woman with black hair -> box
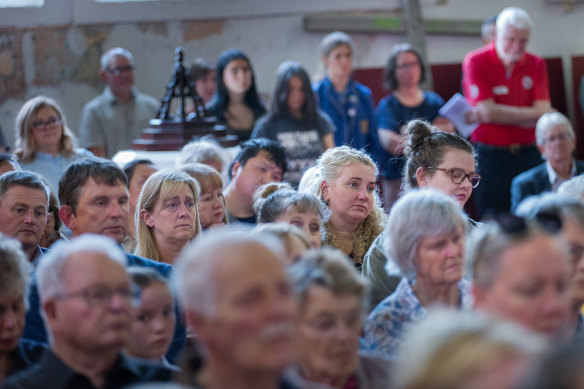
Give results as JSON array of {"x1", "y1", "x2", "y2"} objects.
[
  {"x1": 374, "y1": 43, "x2": 455, "y2": 211},
  {"x1": 252, "y1": 61, "x2": 334, "y2": 186},
  {"x1": 206, "y1": 49, "x2": 266, "y2": 142}
]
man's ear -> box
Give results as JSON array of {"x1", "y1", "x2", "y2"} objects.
[
  {"x1": 59, "y1": 205, "x2": 75, "y2": 230},
  {"x1": 140, "y1": 209, "x2": 155, "y2": 228},
  {"x1": 415, "y1": 166, "x2": 429, "y2": 187},
  {"x1": 471, "y1": 283, "x2": 487, "y2": 309},
  {"x1": 42, "y1": 299, "x2": 58, "y2": 332},
  {"x1": 99, "y1": 69, "x2": 107, "y2": 82},
  {"x1": 231, "y1": 161, "x2": 241, "y2": 180},
  {"x1": 186, "y1": 310, "x2": 212, "y2": 344}
]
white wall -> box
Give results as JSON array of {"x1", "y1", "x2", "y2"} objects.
[{"x1": 1, "y1": 0, "x2": 583, "y2": 147}]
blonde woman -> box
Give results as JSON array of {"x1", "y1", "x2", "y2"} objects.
[
  {"x1": 14, "y1": 96, "x2": 93, "y2": 191},
  {"x1": 302, "y1": 145, "x2": 385, "y2": 269},
  {"x1": 135, "y1": 169, "x2": 201, "y2": 264}
]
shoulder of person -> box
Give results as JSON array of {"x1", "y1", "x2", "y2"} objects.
[{"x1": 125, "y1": 253, "x2": 173, "y2": 278}]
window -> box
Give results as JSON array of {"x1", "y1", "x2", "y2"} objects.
[{"x1": 0, "y1": 0, "x2": 44, "y2": 7}]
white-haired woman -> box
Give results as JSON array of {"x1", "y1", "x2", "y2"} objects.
[
  {"x1": 135, "y1": 169, "x2": 201, "y2": 264},
  {"x1": 302, "y1": 146, "x2": 385, "y2": 270},
  {"x1": 287, "y1": 248, "x2": 391, "y2": 388},
  {"x1": 362, "y1": 189, "x2": 473, "y2": 359}
]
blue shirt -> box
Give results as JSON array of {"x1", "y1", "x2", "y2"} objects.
[
  {"x1": 313, "y1": 77, "x2": 378, "y2": 155},
  {"x1": 361, "y1": 277, "x2": 472, "y2": 359},
  {"x1": 374, "y1": 91, "x2": 444, "y2": 179},
  {"x1": 19, "y1": 148, "x2": 94, "y2": 192}
]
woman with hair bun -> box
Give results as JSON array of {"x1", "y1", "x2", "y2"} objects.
[
  {"x1": 254, "y1": 182, "x2": 329, "y2": 248},
  {"x1": 363, "y1": 119, "x2": 479, "y2": 310}
]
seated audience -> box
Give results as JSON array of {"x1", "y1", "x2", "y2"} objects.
[
  {"x1": 254, "y1": 182, "x2": 329, "y2": 248},
  {"x1": 394, "y1": 309, "x2": 545, "y2": 389},
  {"x1": 362, "y1": 189, "x2": 472, "y2": 359},
  {"x1": 515, "y1": 194, "x2": 584, "y2": 337},
  {"x1": 469, "y1": 213, "x2": 571, "y2": 339},
  {"x1": 14, "y1": 96, "x2": 94, "y2": 192},
  {"x1": 0, "y1": 236, "x2": 45, "y2": 383},
  {"x1": 558, "y1": 174, "x2": 584, "y2": 202},
  {"x1": 206, "y1": 49, "x2": 267, "y2": 142},
  {"x1": 511, "y1": 112, "x2": 584, "y2": 211},
  {"x1": 124, "y1": 159, "x2": 158, "y2": 250},
  {"x1": 174, "y1": 228, "x2": 296, "y2": 389},
  {"x1": 287, "y1": 248, "x2": 391, "y2": 388},
  {"x1": 190, "y1": 57, "x2": 216, "y2": 106},
  {"x1": 23, "y1": 159, "x2": 185, "y2": 363},
  {"x1": 135, "y1": 169, "x2": 201, "y2": 264},
  {"x1": 253, "y1": 223, "x2": 311, "y2": 265},
  {"x1": 180, "y1": 163, "x2": 227, "y2": 230},
  {"x1": 38, "y1": 185, "x2": 66, "y2": 249},
  {"x1": 176, "y1": 138, "x2": 228, "y2": 180},
  {"x1": 375, "y1": 43, "x2": 454, "y2": 211},
  {"x1": 0, "y1": 171, "x2": 49, "y2": 263},
  {"x1": 363, "y1": 119, "x2": 479, "y2": 311},
  {"x1": 79, "y1": 47, "x2": 159, "y2": 158},
  {"x1": 252, "y1": 60, "x2": 334, "y2": 186},
  {"x1": 2, "y1": 235, "x2": 173, "y2": 388},
  {"x1": 303, "y1": 145, "x2": 385, "y2": 269},
  {"x1": 0, "y1": 154, "x2": 20, "y2": 175},
  {"x1": 125, "y1": 267, "x2": 176, "y2": 368},
  {"x1": 223, "y1": 138, "x2": 286, "y2": 224}
]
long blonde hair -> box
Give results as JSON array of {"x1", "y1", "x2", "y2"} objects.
[
  {"x1": 14, "y1": 96, "x2": 76, "y2": 163},
  {"x1": 134, "y1": 169, "x2": 202, "y2": 262},
  {"x1": 308, "y1": 146, "x2": 385, "y2": 263}
]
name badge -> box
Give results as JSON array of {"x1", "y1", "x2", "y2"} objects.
[{"x1": 493, "y1": 85, "x2": 509, "y2": 95}]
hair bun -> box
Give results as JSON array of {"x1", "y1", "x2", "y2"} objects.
[
  {"x1": 405, "y1": 119, "x2": 434, "y2": 157},
  {"x1": 252, "y1": 182, "x2": 293, "y2": 214}
]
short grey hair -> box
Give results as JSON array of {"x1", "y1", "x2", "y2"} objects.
[
  {"x1": 37, "y1": 234, "x2": 127, "y2": 303},
  {"x1": 0, "y1": 234, "x2": 32, "y2": 307},
  {"x1": 319, "y1": 31, "x2": 355, "y2": 59},
  {"x1": 386, "y1": 189, "x2": 467, "y2": 282},
  {"x1": 100, "y1": 47, "x2": 134, "y2": 71},
  {"x1": 496, "y1": 7, "x2": 533, "y2": 34},
  {"x1": 558, "y1": 175, "x2": 584, "y2": 203},
  {"x1": 467, "y1": 219, "x2": 564, "y2": 288},
  {"x1": 535, "y1": 112, "x2": 574, "y2": 147},
  {"x1": 287, "y1": 248, "x2": 368, "y2": 309},
  {"x1": 174, "y1": 227, "x2": 285, "y2": 317},
  {"x1": 516, "y1": 192, "x2": 584, "y2": 229},
  {"x1": 394, "y1": 308, "x2": 546, "y2": 389}
]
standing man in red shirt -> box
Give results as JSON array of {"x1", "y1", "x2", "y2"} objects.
[{"x1": 463, "y1": 7, "x2": 552, "y2": 218}]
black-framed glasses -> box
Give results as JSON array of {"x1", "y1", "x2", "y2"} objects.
[
  {"x1": 55, "y1": 285, "x2": 139, "y2": 308},
  {"x1": 32, "y1": 117, "x2": 61, "y2": 131},
  {"x1": 106, "y1": 65, "x2": 134, "y2": 76},
  {"x1": 426, "y1": 167, "x2": 481, "y2": 188}
]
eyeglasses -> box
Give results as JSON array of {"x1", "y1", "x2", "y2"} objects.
[
  {"x1": 32, "y1": 117, "x2": 61, "y2": 131},
  {"x1": 106, "y1": 65, "x2": 134, "y2": 76},
  {"x1": 396, "y1": 61, "x2": 420, "y2": 71},
  {"x1": 55, "y1": 285, "x2": 139, "y2": 308},
  {"x1": 543, "y1": 132, "x2": 572, "y2": 144},
  {"x1": 426, "y1": 167, "x2": 481, "y2": 188}
]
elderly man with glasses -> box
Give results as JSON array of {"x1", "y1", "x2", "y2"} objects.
[
  {"x1": 2, "y1": 235, "x2": 173, "y2": 388},
  {"x1": 511, "y1": 112, "x2": 584, "y2": 212},
  {"x1": 79, "y1": 47, "x2": 159, "y2": 158}
]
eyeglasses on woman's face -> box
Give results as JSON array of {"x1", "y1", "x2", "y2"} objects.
[
  {"x1": 32, "y1": 116, "x2": 61, "y2": 131},
  {"x1": 426, "y1": 167, "x2": 481, "y2": 188}
]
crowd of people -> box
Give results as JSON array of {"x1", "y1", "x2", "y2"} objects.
[{"x1": 1, "y1": 5, "x2": 584, "y2": 389}]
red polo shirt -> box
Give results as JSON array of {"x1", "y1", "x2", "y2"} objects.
[{"x1": 462, "y1": 42, "x2": 550, "y2": 146}]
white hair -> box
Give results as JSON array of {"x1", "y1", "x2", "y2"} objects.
[
  {"x1": 394, "y1": 308, "x2": 546, "y2": 389},
  {"x1": 558, "y1": 175, "x2": 584, "y2": 203},
  {"x1": 100, "y1": 47, "x2": 134, "y2": 71},
  {"x1": 36, "y1": 234, "x2": 127, "y2": 303},
  {"x1": 535, "y1": 112, "x2": 574, "y2": 147},
  {"x1": 173, "y1": 226, "x2": 285, "y2": 317},
  {"x1": 496, "y1": 7, "x2": 533, "y2": 34}
]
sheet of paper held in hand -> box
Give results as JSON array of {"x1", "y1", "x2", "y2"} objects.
[{"x1": 439, "y1": 93, "x2": 478, "y2": 138}]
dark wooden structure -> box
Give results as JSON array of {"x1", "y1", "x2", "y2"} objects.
[{"x1": 132, "y1": 47, "x2": 238, "y2": 151}]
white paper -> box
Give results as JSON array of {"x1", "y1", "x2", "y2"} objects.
[{"x1": 439, "y1": 93, "x2": 478, "y2": 138}]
